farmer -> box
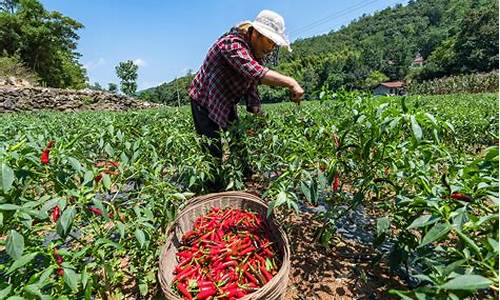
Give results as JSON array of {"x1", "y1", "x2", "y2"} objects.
[{"x1": 189, "y1": 9, "x2": 304, "y2": 191}]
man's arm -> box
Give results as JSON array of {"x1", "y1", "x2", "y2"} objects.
[{"x1": 260, "y1": 70, "x2": 304, "y2": 103}]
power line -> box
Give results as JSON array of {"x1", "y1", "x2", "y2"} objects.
[{"x1": 288, "y1": 0, "x2": 382, "y2": 38}]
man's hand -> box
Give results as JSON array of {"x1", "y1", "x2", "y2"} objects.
[
  {"x1": 260, "y1": 70, "x2": 304, "y2": 105},
  {"x1": 249, "y1": 106, "x2": 265, "y2": 116},
  {"x1": 289, "y1": 81, "x2": 304, "y2": 104}
]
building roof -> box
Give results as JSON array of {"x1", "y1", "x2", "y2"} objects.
[{"x1": 379, "y1": 81, "x2": 405, "y2": 88}]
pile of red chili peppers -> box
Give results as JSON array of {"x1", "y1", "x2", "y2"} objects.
[{"x1": 171, "y1": 207, "x2": 280, "y2": 300}]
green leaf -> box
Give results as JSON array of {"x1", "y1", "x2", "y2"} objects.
[
  {"x1": 424, "y1": 113, "x2": 437, "y2": 127},
  {"x1": 455, "y1": 230, "x2": 481, "y2": 256},
  {"x1": 407, "y1": 215, "x2": 438, "y2": 229},
  {"x1": 419, "y1": 223, "x2": 451, "y2": 247},
  {"x1": 0, "y1": 284, "x2": 12, "y2": 299},
  {"x1": 400, "y1": 97, "x2": 408, "y2": 113},
  {"x1": 388, "y1": 290, "x2": 414, "y2": 300},
  {"x1": 102, "y1": 174, "x2": 111, "y2": 190},
  {"x1": 81, "y1": 268, "x2": 89, "y2": 290},
  {"x1": 135, "y1": 229, "x2": 146, "y2": 249},
  {"x1": 444, "y1": 121, "x2": 455, "y2": 134},
  {"x1": 5, "y1": 296, "x2": 26, "y2": 300},
  {"x1": 6, "y1": 230, "x2": 24, "y2": 260},
  {"x1": 120, "y1": 152, "x2": 129, "y2": 165},
  {"x1": 376, "y1": 217, "x2": 390, "y2": 236},
  {"x1": 104, "y1": 143, "x2": 114, "y2": 156},
  {"x1": 116, "y1": 222, "x2": 125, "y2": 240},
  {"x1": 6, "y1": 252, "x2": 37, "y2": 274},
  {"x1": 410, "y1": 115, "x2": 422, "y2": 143},
  {"x1": 67, "y1": 157, "x2": 82, "y2": 172},
  {"x1": 488, "y1": 238, "x2": 498, "y2": 254},
  {"x1": 300, "y1": 180, "x2": 317, "y2": 205},
  {"x1": 63, "y1": 268, "x2": 79, "y2": 291},
  {"x1": 56, "y1": 207, "x2": 75, "y2": 238},
  {"x1": 83, "y1": 171, "x2": 94, "y2": 185},
  {"x1": 1, "y1": 164, "x2": 15, "y2": 193},
  {"x1": 440, "y1": 275, "x2": 492, "y2": 290},
  {"x1": 139, "y1": 283, "x2": 148, "y2": 296},
  {"x1": 275, "y1": 191, "x2": 288, "y2": 207},
  {"x1": 0, "y1": 204, "x2": 20, "y2": 211},
  {"x1": 23, "y1": 284, "x2": 42, "y2": 298}
]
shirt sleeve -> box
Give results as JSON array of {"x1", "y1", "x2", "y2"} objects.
[
  {"x1": 245, "y1": 84, "x2": 262, "y2": 111},
  {"x1": 218, "y1": 38, "x2": 269, "y2": 82}
]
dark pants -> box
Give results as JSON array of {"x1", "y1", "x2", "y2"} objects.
[{"x1": 190, "y1": 100, "x2": 250, "y2": 191}]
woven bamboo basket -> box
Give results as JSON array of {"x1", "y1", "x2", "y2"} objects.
[{"x1": 158, "y1": 191, "x2": 290, "y2": 300}]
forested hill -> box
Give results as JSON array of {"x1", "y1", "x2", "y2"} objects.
[{"x1": 138, "y1": 0, "x2": 498, "y2": 105}]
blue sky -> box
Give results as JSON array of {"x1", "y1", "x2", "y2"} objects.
[{"x1": 40, "y1": 0, "x2": 407, "y2": 91}]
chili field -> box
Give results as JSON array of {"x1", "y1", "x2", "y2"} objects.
[{"x1": 0, "y1": 92, "x2": 498, "y2": 299}]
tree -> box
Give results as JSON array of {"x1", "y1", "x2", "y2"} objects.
[
  {"x1": 115, "y1": 60, "x2": 138, "y2": 96},
  {"x1": 0, "y1": 0, "x2": 19, "y2": 13},
  {"x1": 453, "y1": 2, "x2": 499, "y2": 73},
  {"x1": 108, "y1": 83, "x2": 118, "y2": 93},
  {"x1": 88, "y1": 82, "x2": 102, "y2": 91},
  {"x1": 364, "y1": 70, "x2": 389, "y2": 89},
  {"x1": 0, "y1": 0, "x2": 87, "y2": 88}
]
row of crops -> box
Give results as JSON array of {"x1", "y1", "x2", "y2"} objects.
[{"x1": 0, "y1": 92, "x2": 498, "y2": 299}]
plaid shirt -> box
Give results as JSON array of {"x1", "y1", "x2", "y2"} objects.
[{"x1": 189, "y1": 29, "x2": 269, "y2": 128}]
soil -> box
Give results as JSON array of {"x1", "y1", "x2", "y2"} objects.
[
  {"x1": 281, "y1": 212, "x2": 404, "y2": 300},
  {"x1": 244, "y1": 179, "x2": 406, "y2": 300}
]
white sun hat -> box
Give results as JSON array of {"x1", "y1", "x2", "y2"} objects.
[{"x1": 239, "y1": 9, "x2": 292, "y2": 52}]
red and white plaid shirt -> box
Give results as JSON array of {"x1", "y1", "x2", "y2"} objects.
[{"x1": 189, "y1": 29, "x2": 269, "y2": 128}]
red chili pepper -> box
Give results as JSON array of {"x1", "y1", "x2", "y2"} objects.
[
  {"x1": 450, "y1": 192, "x2": 472, "y2": 202},
  {"x1": 332, "y1": 174, "x2": 340, "y2": 192},
  {"x1": 174, "y1": 266, "x2": 198, "y2": 282},
  {"x1": 46, "y1": 140, "x2": 55, "y2": 149},
  {"x1": 95, "y1": 173, "x2": 103, "y2": 183},
  {"x1": 54, "y1": 250, "x2": 63, "y2": 265},
  {"x1": 177, "y1": 282, "x2": 192, "y2": 300},
  {"x1": 40, "y1": 149, "x2": 50, "y2": 165},
  {"x1": 196, "y1": 285, "x2": 217, "y2": 299},
  {"x1": 239, "y1": 246, "x2": 256, "y2": 256},
  {"x1": 51, "y1": 206, "x2": 60, "y2": 222},
  {"x1": 88, "y1": 207, "x2": 103, "y2": 216},
  {"x1": 244, "y1": 270, "x2": 259, "y2": 286},
  {"x1": 260, "y1": 265, "x2": 273, "y2": 283}
]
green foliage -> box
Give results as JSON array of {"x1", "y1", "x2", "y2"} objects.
[
  {"x1": 115, "y1": 60, "x2": 138, "y2": 96},
  {"x1": 138, "y1": 75, "x2": 194, "y2": 105},
  {"x1": 408, "y1": 71, "x2": 499, "y2": 95},
  {"x1": 0, "y1": 0, "x2": 87, "y2": 88},
  {"x1": 87, "y1": 82, "x2": 103, "y2": 91},
  {"x1": 364, "y1": 70, "x2": 389, "y2": 89},
  {"x1": 107, "y1": 83, "x2": 118, "y2": 93}
]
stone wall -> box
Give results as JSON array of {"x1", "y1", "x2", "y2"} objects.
[{"x1": 0, "y1": 85, "x2": 160, "y2": 113}]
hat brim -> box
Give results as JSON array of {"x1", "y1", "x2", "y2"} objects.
[{"x1": 251, "y1": 22, "x2": 292, "y2": 52}]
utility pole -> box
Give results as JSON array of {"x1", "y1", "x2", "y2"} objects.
[{"x1": 175, "y1": 76, "x2": 180, "y2": 107}]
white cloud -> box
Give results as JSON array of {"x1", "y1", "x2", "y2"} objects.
[
  {"x1": 133, "y1": 58, "x2": 147, "y2": 67},
  {"x1": 83, "y1": 58, "x2": 105, "y2": 71}
]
